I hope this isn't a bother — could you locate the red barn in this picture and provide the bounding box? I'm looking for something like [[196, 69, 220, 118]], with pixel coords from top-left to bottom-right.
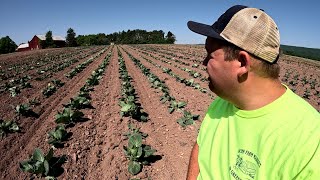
[[29, 35, 66, 50], [16, 43, 30, 52]]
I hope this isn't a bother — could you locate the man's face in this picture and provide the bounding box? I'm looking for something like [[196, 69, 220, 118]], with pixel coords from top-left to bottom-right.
[[204, 37, 238, 97]]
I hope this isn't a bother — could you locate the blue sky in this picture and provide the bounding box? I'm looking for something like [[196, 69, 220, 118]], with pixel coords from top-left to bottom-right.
[[1, 0, 320, 48]]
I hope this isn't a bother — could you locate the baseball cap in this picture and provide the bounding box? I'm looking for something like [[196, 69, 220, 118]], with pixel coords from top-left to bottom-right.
[[187, 5, 280, 63]]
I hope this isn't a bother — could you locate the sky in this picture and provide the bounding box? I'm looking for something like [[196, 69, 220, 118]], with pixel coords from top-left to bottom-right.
[[1, 0, 320, 48]]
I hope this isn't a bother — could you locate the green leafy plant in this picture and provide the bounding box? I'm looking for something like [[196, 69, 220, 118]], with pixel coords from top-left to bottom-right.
[[303, 89, 311, 99], [123, 124, 148, 140], [42, 83, 57, 97], [9, 86, 20, 97], [162, 67, 172, 74], [51, 79, 64, 87], [65, 69, 77, 78], [19, 148, 66, 179], [192, 63, 199, 68], [189, 70, 201, 78], [4, 82, 14, 91], [78, 85, 93, 99], [47, 125, 68, 147], [64, 96, 91, 109], [119, 101, 148, 122], [123, 134, 156, 175], [55, 108, 84, 125], [86, 76, 100, 86], [200, 88, 207, 93], [15, 104, 34, 117], [168, 100, 186, 113], [29, 98, 41, 106], [0, 119, 19, 138], [160, 93, 173, 104], [185, 78, 196, 86], [20, 82, 32, 89], [177, 111, 200, 128], [85, 69, 104, 87]]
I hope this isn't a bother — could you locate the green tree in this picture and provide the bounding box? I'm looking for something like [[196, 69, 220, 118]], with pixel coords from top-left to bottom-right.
[[165, 31, 176, 44], [76, 35, 86, 46], [74, 29, 175, 46], [66, 28, 77, 47], [44, 30, 54, 48], [96, 33, 108, 45], [0, 36, 17, 54]]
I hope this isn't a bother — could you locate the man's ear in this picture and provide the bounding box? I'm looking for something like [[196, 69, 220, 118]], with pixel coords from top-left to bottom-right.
[[237, 51, 251, 76]]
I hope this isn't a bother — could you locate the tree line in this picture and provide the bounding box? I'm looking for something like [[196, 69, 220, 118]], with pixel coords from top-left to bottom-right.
[[281, 45, 320, 61], [0, 28, 176, 54], [69, 28, 176, 46]]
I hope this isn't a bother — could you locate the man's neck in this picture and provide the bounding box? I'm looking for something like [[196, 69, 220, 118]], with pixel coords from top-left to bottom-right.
[[231, 79, 286, 110]]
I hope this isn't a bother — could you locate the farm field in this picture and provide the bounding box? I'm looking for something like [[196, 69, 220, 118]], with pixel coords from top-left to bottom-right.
[[0, 44, 319, 179]]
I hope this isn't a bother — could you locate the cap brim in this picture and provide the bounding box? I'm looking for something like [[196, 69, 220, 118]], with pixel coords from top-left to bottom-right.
[[187, 21, 225, 41]]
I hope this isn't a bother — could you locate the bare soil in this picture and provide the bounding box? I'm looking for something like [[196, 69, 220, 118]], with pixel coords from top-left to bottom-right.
[[0, 44, 319, 180]]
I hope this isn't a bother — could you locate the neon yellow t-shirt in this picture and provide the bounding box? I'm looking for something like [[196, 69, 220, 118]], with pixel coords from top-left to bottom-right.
[[197, 87, 320, 180]]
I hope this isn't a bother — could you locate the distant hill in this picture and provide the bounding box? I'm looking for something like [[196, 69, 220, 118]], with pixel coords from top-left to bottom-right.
[[281, 45, 320, 61]]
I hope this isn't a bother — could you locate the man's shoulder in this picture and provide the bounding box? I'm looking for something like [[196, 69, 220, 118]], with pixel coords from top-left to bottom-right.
[[284, 88, 319, 117], [207, 97, 233, 115]]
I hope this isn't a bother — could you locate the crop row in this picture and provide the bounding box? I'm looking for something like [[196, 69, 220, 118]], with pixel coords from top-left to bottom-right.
[[19, 49, 112, 179], [0, 47, 106, 94], [0, 46, 102, 81], [0, 47, 109, 140], [135, 49, 208, 93], [117, 49, 157, 176], [121, 47, 200, 127]]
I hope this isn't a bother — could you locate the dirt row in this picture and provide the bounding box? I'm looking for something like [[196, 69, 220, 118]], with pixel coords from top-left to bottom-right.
[[0, 46, 113, 179]]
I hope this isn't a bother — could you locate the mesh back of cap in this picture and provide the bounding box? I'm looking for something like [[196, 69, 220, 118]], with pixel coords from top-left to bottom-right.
[[220, 8, 280, 63]]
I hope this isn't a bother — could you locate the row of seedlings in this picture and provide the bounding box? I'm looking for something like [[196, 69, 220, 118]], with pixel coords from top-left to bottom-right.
[[139, 49, 208, 93], [132, 46, 208, 81], [118, 49, 157, 176], [33, 47, 104, 81], [121, 47, 200, 128], [65, 47, 109, 79], [1, 46, 105, 80], [124, 47, 214, 99], [17, 48, 110, 117], [0, 47, 88, 84], [1, 48, 107, 122], [4, 75, 32, 96], [0, 98, 39, 139], [1, 49, 75, 81], [0, 47, 108, 140], [138, 44, 205, 65], [131, 45, 193, 66], [132, 45, 207, 72], [0, 47, 104, 94], [8, 79, 57, 124], [137, 48, 205, 79], [18, 51, 112, 179]]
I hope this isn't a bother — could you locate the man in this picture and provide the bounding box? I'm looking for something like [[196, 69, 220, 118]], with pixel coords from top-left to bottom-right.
[[186, 5, 320, 180]]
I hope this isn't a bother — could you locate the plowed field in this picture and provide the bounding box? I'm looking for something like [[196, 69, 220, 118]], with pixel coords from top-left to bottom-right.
[[0, 44, 319, 180]]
